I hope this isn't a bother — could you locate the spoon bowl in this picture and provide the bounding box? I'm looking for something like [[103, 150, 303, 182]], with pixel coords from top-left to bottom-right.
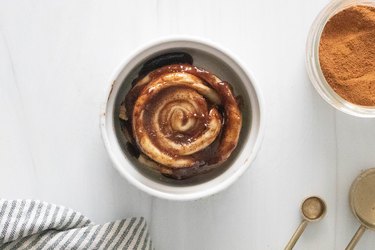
[[301, 196, 327, 221], [346, 168, 375, 250]]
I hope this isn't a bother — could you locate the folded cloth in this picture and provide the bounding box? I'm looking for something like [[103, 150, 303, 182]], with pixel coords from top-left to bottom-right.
[[0, 199, 152, 250]]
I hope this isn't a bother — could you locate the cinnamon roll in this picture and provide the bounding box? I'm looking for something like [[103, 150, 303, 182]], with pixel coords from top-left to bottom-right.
[[119, 53, 242, 179]]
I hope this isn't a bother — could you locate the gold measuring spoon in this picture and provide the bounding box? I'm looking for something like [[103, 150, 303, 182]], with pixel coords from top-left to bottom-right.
[[285, 196, 327, 250], [346, 168, 375, 250]]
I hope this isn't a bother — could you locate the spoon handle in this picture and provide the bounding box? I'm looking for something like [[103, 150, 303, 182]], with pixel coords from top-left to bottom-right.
[[285, 220, 308, 250], [345, 225, 366, 250]]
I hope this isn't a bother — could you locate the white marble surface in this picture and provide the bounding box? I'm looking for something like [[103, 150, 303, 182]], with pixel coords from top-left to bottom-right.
[[1, 0, 375, 249]]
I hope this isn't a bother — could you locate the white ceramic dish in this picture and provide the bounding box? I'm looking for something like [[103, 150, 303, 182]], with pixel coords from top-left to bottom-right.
[[100, 37, 264, 201]]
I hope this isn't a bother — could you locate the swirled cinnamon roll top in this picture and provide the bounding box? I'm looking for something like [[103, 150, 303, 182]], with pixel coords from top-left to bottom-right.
[[120, 62, 242, 179]]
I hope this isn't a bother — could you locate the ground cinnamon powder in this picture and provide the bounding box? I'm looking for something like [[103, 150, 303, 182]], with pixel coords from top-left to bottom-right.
[[319, 5, 375, 106]]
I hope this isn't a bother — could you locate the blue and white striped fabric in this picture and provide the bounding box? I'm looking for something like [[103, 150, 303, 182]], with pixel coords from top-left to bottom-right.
[[0, 200, 152, 249]]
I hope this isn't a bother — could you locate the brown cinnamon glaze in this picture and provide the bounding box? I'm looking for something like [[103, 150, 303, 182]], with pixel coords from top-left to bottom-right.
[[119, 57, 242, 179]]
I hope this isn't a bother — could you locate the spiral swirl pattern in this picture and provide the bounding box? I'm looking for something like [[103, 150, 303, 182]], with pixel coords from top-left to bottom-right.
[[123, 64, 242, 178]]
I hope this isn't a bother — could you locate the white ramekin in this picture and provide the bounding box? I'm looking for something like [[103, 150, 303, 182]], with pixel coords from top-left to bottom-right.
[[100, 37, 264, 201]]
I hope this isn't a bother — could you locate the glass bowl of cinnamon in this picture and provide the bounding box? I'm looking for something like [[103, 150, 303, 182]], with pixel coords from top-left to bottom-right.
[[306, 0, 375, 117]]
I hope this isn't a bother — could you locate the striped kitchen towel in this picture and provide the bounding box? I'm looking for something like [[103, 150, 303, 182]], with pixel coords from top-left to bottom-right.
[[0, 199, 152, 250]]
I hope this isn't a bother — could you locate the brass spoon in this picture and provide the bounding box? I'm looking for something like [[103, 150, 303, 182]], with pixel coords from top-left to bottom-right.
[[346, 168, 375, 250], [285, 196, 327, 250]]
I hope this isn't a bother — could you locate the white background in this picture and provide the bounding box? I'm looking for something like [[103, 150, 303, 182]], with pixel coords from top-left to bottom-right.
[[1, 0, 375, 249]]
